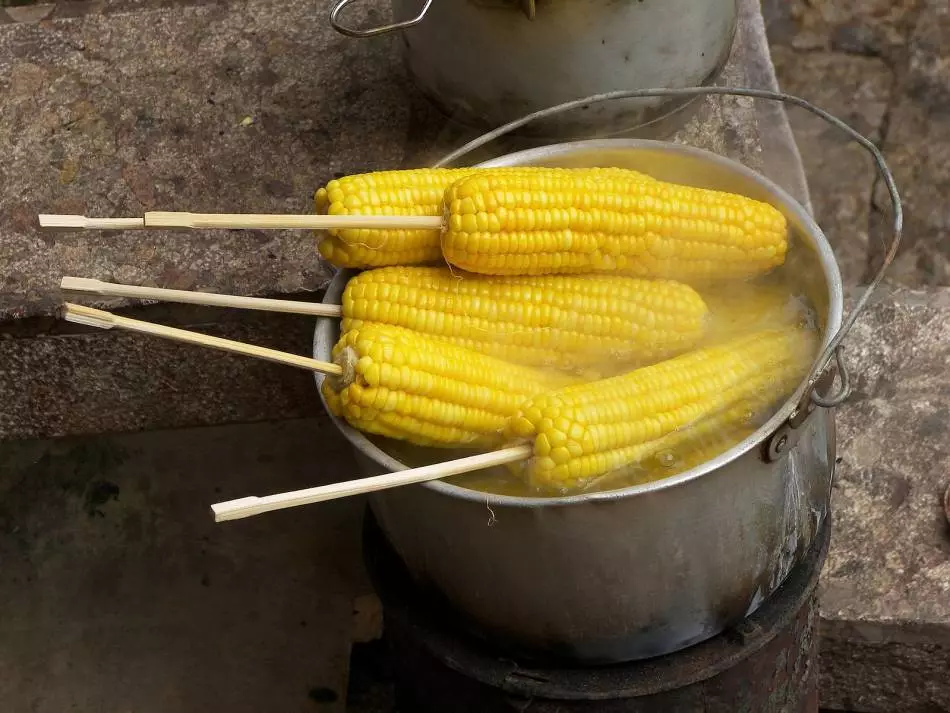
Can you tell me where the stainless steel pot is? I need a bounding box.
[313,89,902,664]
[329,0,738,136]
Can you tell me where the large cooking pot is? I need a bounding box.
[313,89,901,664]
[329,0,738,136]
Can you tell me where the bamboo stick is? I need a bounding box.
[38,215,146,230]
[39,212,443,231]
[61,303,343,376]
[144,211,442,230]
[61,277,343,317]
[211,445,532,522]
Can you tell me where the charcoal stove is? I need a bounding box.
[361,509,828,713]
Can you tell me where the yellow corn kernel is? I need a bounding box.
[316,168,478,268]
[441,167,788,281]
[315,167,655,268]
[586,405,759,492]
[448,407,757,499]
[340,266,708,370]
[504,326,817,491]
[322,323,574,448]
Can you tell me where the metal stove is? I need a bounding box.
[360,510,828,713]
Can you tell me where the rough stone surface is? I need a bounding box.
[0,303,322,440]
[821,636,950,712]
[0,418,369,713]
[869,0,950,287]
[0,0,404,318]
[769,48,893,286]
[0,0,809,321]
[821,285,950,711]
[4,3,52,23]
[765,0,950,291]
[763,0,921,59]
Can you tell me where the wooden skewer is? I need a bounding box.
[61,303,343,376]
[211,445,532,522]
[39,212,443,231]
[145,211,443,230]
[61,277,343,317]
[39,215,146,230]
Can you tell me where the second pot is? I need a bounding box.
[332,0,739,136]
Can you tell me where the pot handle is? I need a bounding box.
[330,0,433,38]
[434,87,903,426]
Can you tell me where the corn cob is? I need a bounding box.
[455,405,757,497]
[322,323,574,448]
[587,405,758,492]
[441,167,788,281]
[315,167,655,269]
[339,266,709,370]
[316,168,479,267]
[504,326,817,491]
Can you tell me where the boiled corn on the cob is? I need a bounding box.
[587,404,760,492]
[322,323,574,448]
[315,167,654,269]
[504,326,816,491]
[316,168,478,267]
[441,167,788,281]
[340,266,709,370]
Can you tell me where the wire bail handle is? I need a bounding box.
[434,86,903,423]
[329,0,537,38]
[330,0,433,38]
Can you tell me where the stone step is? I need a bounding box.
[0,301,323,440]
[0,417,368,713]
[1,0,808,321]
[819,283,950,712]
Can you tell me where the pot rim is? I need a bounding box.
[314,138,843,508]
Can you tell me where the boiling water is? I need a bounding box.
[361,268,822,499]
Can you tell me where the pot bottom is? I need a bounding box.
[363,507,830,672]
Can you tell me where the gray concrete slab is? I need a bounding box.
[1,0,399,318]
[820,285,950,711]
[0,302,322,441]
[0,418,368,713]
[868,0,950,287]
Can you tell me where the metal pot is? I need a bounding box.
[330,0,738,136]
[313,89,901,664]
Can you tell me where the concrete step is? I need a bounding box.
[0,301,324,440]
[1,0,807,321]
[0,417,369,713]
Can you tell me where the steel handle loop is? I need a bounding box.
[330,0,433,38]
[434,86,903,419]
